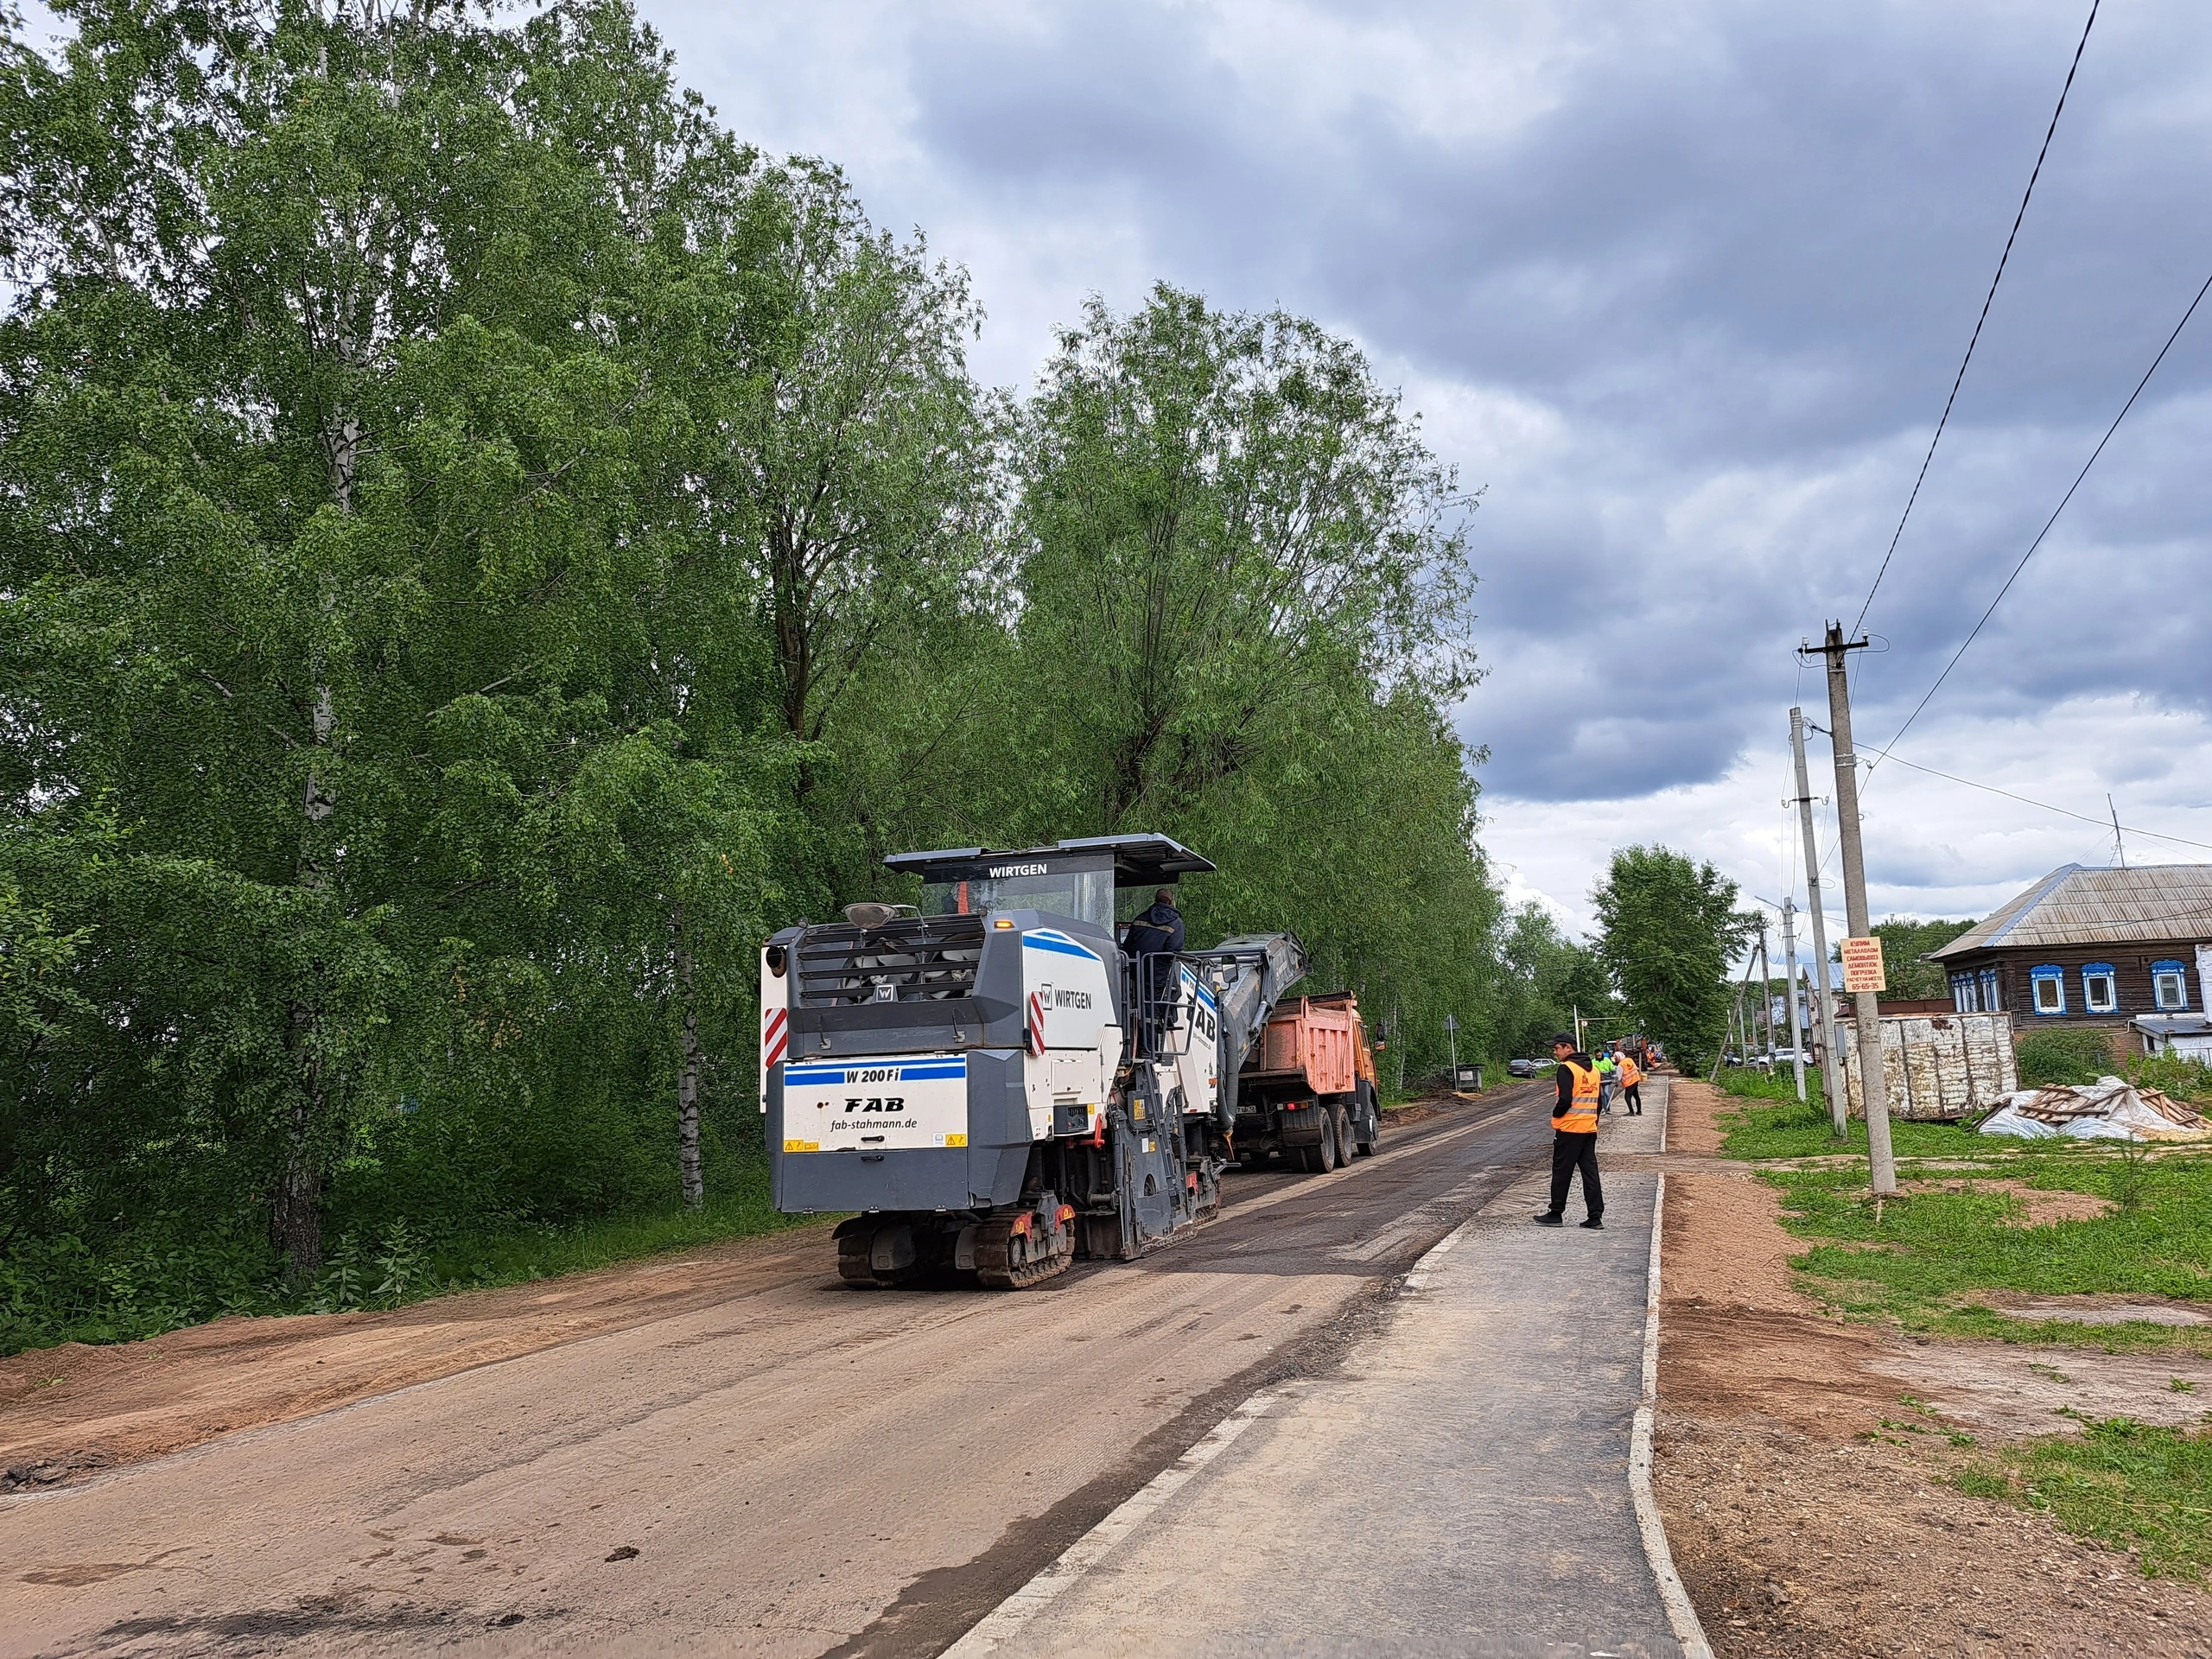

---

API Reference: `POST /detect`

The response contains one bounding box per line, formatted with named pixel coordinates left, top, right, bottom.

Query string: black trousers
left=1622, top=1081, right=1643, bottom=1115
left=1548, top=1130, right=1602, bottom=1219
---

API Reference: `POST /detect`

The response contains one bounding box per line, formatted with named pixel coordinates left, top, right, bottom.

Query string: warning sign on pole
left=1840, top=936, right=1887, bottom=994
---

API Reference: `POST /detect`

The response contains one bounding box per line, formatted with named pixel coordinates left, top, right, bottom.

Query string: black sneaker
left=1533, top=1211, right=1565, bottom=1226
left=1580, top=1217, right=1605, bottom=1230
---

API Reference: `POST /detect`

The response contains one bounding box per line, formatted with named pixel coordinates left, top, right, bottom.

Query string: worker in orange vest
left=1617, top=1046, right=1645, bottom=1116
left=1535, top=1032, right=1604, bottom=1230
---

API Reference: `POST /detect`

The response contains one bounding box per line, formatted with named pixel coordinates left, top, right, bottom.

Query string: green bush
left=2129, top=1052, right=2212, bottom=1104
left=2016, top=1027, right=2117, bottom=1087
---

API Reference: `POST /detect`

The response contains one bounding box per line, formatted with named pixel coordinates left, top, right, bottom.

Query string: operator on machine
left=1121, top=887, right=1185, bottom=958
left=1119, top=888, right=1187, bottom=1041
left=1535, top=1031, right=1604, bottom=1230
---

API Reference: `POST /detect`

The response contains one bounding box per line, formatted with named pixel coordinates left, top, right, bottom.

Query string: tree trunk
left=276, top=407, right=358, bottom=1287
left=276, top=1020, right=327, bottom=1289
left=674, top=905, right=704, bottom=1211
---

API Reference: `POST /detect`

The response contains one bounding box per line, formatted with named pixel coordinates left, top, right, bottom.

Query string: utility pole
left=1710, top=946, right=1759, bottom=1084
left=1789, top=708, right=1847, bottom=1134
left=1445, top=1013, right=1460, bottom=1089
left=2109, top=794, right=2126, bottom=869
left=1781, top=898, right=1807, bottom=1103
left=1756, top=917, right=1773, bottom=1059
left=1812, top=624, right=1897, bottom=1197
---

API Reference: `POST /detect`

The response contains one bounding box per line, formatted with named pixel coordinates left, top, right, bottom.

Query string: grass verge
left=1958, top=1418, right=2212, bottom=1581
left=1712, top=1066, right=1993, bottom=1160
left=1702, top=1073, right=2212, bottom=1355
left=1774, top=1152, right=2212, bottom=1356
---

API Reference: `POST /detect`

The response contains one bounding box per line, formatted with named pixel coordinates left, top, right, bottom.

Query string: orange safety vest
left=1618, top=1055, right=1643, bottom=1089
left=1555, top=1060, right=1601, bottom=1133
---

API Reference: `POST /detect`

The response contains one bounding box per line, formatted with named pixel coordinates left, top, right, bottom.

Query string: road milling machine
left=759, top=835, right=1306, bottom=1287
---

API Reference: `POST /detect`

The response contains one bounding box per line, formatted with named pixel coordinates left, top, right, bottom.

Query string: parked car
left=1507, top=1057, right=1542, bottom=1077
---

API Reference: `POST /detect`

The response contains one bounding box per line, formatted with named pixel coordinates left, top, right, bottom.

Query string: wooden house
left=1926, top=864, right=2212, bottom=1061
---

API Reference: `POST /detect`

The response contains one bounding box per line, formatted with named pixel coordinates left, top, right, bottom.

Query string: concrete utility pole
left=1789, top=708, right=1847, bottom=1134
left=1813, top=625, right=1897, bottom=1197
left=1445, top=1013, right=1459, bottom=1088
left=1781, top=898, right=1808, bottom=1103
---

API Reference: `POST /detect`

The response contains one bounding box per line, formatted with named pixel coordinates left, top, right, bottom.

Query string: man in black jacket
left=1122, top=888, right=1185, bottom=958
left=1535, top=1032, right=1604, bottom=1230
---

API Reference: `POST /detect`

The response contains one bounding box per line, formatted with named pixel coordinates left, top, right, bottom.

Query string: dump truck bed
left=1246, top=996, right=1357, bottom=1096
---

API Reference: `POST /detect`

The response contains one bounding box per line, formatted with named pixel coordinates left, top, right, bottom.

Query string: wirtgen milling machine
left=759, top=835, right=1306, bottom=1287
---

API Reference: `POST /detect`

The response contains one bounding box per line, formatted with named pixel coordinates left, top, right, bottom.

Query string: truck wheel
left=1326, top=1104, right=1353, bottom=1170
left=1313, top=1115, right=1339, bottom=1173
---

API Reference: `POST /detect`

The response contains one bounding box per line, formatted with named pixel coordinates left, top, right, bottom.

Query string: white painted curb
left=941, top=1389, right=1283, bottom=1656
left=1630, top=1077, right=1714, bottom=1659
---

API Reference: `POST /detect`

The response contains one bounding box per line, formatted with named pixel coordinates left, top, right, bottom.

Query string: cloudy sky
left=650, top=0, right=2212, bottom=944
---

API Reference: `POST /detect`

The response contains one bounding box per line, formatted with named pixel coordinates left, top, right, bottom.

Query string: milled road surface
left=3, top=1086, right=1557, bottom=1658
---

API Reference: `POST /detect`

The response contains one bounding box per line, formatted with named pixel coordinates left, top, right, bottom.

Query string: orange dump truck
left=1230, top=991, right=1380, bottom=1172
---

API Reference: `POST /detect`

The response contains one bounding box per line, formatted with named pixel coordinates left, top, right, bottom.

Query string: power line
left=1847, top=738, right=2212, bottom=855
left=1876, top=264, right=2212, bottom=760
left=1850, top=0, right=2102, bottom=638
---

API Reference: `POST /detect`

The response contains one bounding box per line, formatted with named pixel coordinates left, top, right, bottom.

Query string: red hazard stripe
left=1027, top=992, right=1046, bottom=1055
left=763, top=1006, right=788, bottom=1070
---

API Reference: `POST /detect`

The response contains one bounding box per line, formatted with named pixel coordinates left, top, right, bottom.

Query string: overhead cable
left=1874, top=263, right=2212, bottom=762
left=1851, top=0, right=2101, bottom=639
left=1848, top=735, right=2212, bottom=855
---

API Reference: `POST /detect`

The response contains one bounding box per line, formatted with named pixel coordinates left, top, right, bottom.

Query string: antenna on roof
left=2109, top=794, right=2126, bottom=870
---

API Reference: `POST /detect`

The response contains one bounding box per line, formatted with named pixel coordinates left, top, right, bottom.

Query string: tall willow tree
left=1005, top=287, right=1502, bottom=1080
left=1013, top=285, right=1479, bottom=831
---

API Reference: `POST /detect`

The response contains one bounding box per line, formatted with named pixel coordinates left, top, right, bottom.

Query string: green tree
left=997, top=285, right=1500, bottom=1084
left=0, top=0, right=782, bottom=1279
left=1859, top=916, right=1978, bottom=1000
left=1491, top=906, right=1616, bottom=1061
left=1592, top=846, right=1753, bottom=1069
left=1010, top=284, right=1478, bottom=833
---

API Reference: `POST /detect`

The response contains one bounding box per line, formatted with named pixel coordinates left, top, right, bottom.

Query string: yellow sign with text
left=1840, top=936, right=1887, bottom=994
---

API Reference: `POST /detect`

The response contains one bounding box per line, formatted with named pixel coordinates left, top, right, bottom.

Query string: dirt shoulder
left=1654, top=1075, right=2212, bottom=1657
left=0, top=1221, right=836, bottom=1483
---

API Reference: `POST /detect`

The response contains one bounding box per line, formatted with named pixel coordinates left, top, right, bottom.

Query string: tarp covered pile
left=1979, top=1077, right=2212, bottom=1142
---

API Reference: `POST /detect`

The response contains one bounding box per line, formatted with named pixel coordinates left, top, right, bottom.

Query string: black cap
left=1551, top=1032, right=1576, bottom=1048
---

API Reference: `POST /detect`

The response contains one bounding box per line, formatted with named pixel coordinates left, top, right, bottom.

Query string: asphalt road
left=3, top=1084, right=1558, bottom=1658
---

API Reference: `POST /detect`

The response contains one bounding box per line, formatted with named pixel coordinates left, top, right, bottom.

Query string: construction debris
left=1978, top=1076, right=2212, bottom=1142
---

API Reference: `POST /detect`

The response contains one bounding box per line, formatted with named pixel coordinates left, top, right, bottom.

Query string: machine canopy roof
left=883, top=834, right=1216, bottom=888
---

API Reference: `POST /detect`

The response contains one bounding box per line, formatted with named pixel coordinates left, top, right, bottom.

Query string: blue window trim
left=2152, top=960, right=2190, bottom=1010
left=2081, top=963, right=2118, bottom=1013
left=2030, top=964, right=2066, bottom=1015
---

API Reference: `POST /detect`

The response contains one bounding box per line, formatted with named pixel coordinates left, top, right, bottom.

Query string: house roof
left=1929, top=864, right=2212, bottom=960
